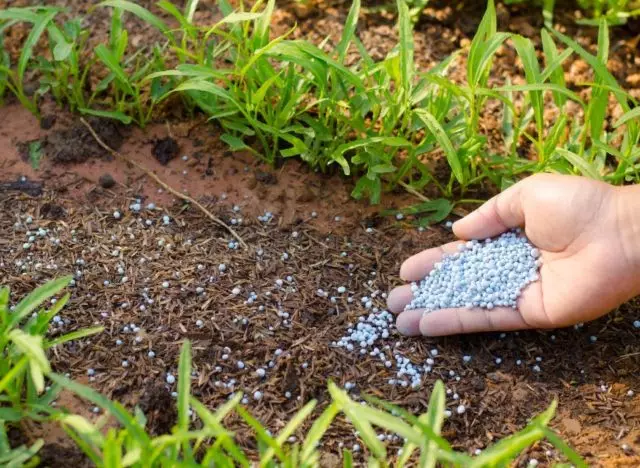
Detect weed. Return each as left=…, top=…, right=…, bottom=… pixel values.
left=53, top=339, right=587, bottom=467
left=1, top=0, right=640, bottom=213
left=0, top=277, right=103, bottom=464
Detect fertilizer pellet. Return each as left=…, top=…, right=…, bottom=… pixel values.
left=405, top=230, right=540, bottom=314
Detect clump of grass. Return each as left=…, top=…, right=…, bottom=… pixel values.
left=52, top=339, right=587, bottom=467
left=0, top=277, right=103, bottom=466
left=1, top=0, right=640, bottom=218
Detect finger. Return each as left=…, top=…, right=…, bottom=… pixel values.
left=387, top=285, right=413, bottom=313
left=453, top=181, right=526, bottom=240
left=399, top=241, right=464, bottom=282
left=418, top=306, right=529, bottom=337
left=395, top=309, right=427, bottom=336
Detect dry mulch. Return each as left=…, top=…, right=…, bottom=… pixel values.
left=1, top=180, right=640, bottom=466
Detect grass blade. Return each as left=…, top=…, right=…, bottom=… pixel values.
left=261, top=400, right=316, bottom=465
left=253, top=0, right=275, bottom=49
left=301, top=402, right=339, bottom=462
left=511, top=35, right=543, bottom=138
left=8, top=276, right=72, bottom=330
left=97, top=1, right=169, bottom=34
left=94, top=44, right=133, bottom=94
left=555, top=147, right=602, bottom=179
left=540, top=29, right=566, bottom=108
left=45, top=326, right=104, bottom=349
left=500, top=83, right=584, bottom=107
left=177, top=340, right=191, bottom=432
left=337, top=0, right=360, bottom=62
left=49, top=373, right=151, bottom=447
left=79, top=108, right=132, bottom=124
left=589, top=19, right=610, bottom=141
left=328, top=382, right=386, bottom=460
left=550, top=26, right=630, bottom=112
left=397, top=0, right=414, bottom=96
left=17, top=10, right=58, bottom=82
left=414, top=109, right=464, bottom=183
left=184, top=0, right=200, bottom=23
left=614, top=107, right=640, bottom=128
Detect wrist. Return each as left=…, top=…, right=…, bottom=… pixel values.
left=614, top=184, right=640, bottom=280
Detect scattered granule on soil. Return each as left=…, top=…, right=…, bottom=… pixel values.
left=1, top=189, right=639, bottom=464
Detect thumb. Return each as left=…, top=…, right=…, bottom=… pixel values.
left=453, top=181, right=526, bottom=240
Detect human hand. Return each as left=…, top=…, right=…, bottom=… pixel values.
left=387, top=174, right=640, bottom=336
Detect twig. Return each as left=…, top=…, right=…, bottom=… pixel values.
left=80, top=117, right=247, bottom=249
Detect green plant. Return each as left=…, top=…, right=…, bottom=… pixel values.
left=576, top=0, right=640, bottom=25
left=2, top=0, right=640, bottom=213
left=0, top=276, right=103, bottom=463
left=506, top=0, right=640, bottom=26
left=0, top=7, right=67, bottom=116
left=54, top=339, right=587, bottom=467
left=36, top=17, right=91, bottom=113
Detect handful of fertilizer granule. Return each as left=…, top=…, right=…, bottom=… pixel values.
left=405, top=230, right=541, bottom=314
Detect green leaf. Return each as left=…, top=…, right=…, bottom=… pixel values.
left=220, top=134, right=249, bottom=151
left=500, top=83, right=584, bottom=107
left=420, top=379, right=446, bottom=467
left=414, top=109, right=465, bottom=183
left=45, top=326, right=104, bottom=349
left=174, top=79, right=242, bottom=111
left=337, top=0, right=360, bottom=62
left=540, top=29, right=566, bottom=108
left=52, top=40, right=73, bottom=61
left=253, top=0, right=275, bottom=49
left=467, top=0, right=498, bottom=87
left=0, top=408, right=23, bottom=422
left=79, top=108, right=133, bottom=124
left=555, top=147, right=602, bottom=179
left=329, top=137, right=412, bottom=176
left=397, top=0, right=414, bottom=95
left=8, top=276, right=72, bottom=330
left=178, top=340, right=191, bottom=431
left=300, top=403, right=339, bottom=462
left=261, top=400, right=316, bottom=465
left=550, top=26, right=630, bottom=112
left=328, top=382, right=386, bottom=459
left=9, top=329, right=50, bottom=392
left=589, top=19, right=610, bottom=141
left=178, top=340, right=192, bottom=459
left=97, top=1, right=169, bottom=34
left=26, top=140, right=42, bottom=170
left=18, top=10, right=58, bottom=82
left=614, top=107, right=640, bottom=128
left=512, top=35, right=544, bottom=137
left=94, top=44, right=133, bottom=94
left=184, top=0, right=200, bottom=23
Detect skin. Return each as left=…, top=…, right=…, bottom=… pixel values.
left=387, top=174, right=640, bottom=336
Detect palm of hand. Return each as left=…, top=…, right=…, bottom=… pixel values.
left=387, top=174, right=637, bottom=336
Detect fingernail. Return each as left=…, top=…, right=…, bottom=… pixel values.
left=396, top=313, right=421, bottom=336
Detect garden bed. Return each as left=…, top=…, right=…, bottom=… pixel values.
left=1, top=0, right=640, bottom=466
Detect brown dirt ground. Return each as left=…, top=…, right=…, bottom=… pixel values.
left=1, top=1, right=640, bottom=467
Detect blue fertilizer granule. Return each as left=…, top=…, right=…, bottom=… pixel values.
left=406, top=230, right=541, bottom=314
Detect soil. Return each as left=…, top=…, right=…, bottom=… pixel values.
left=152, top=137, right=181, bottom=166
left=1, top=1, right=640, bottom=467
left=43, top=117, right=126, bottom=165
